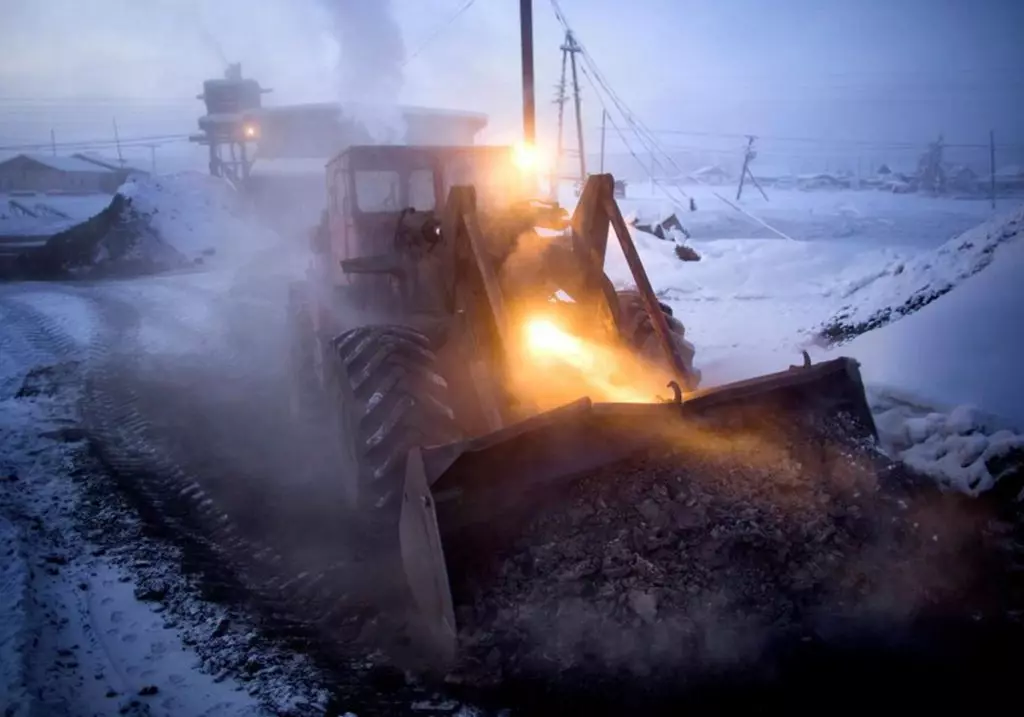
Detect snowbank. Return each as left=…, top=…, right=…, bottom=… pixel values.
left=601, top=221, right=901, bottom=384
left=598, top=198, right=1024, bottom=497
left=837, top=234, right=1024, bottom=430
left=872, top=398, right=1023, bottom=496
left=818, top=204, right=1024, bottom=342
left=116, top=172, right=280, bottom=264
left=811, top=229, right=1024, bottom=496
left=15, top=173, right=283, bottom=279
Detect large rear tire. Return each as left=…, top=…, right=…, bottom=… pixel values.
left=616, top=290, right=701, bottom=390
left=329, top=325, right=461, bottom=517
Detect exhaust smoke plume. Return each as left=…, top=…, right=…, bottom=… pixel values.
left=318, top=0, right=407, bottom=144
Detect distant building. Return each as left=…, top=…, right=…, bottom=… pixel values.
left=687, top=165, right=731, bottom=185
left=72, top=153, right=148, bottom=184
left=0, top=154, right=125, bottom=193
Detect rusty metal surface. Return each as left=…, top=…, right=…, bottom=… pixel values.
left=603, top=191, right=698, bottom=391
left=399, top=447, right=458, bottom=666
left=422, top=356, right=875, bottom=537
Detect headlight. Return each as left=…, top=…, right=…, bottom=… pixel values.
left=512, top=141, right=547, bottom=172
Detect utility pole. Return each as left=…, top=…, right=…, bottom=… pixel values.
left=520, top=0, right=535, bottom=145
left=735, top=135, right=767, bottom=201
left=145, top=143, right=157, bottom=173
left=554, top=30, right=586, bottom=184
left=112, top=119, right=124, bottom=167
left=600, top=109, right=607, bottom=173
left=989, top=130, right=996, bottom=210
left=50, top=129, right=56, bottom=156
left=566, top=31, right=586, bottom=180
left=554, top=40, right=568, bottom=191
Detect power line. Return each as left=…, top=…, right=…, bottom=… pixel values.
left=402, top=0, right=481, bottom=67
left=547, top=0, right=796, bottom=241
left=0, top=96, right=197, bottom=107
left=0, top=134, right=191, bottom=153
left=603, top=127, right=1024, bottom=151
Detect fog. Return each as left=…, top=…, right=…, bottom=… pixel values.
left=0, top=0, right=1021, bottom=172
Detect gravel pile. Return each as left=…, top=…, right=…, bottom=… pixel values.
left=451, top=429, right=1001, bottom=691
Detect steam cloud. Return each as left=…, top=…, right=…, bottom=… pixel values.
left=318, top=0, right=407, bottom=144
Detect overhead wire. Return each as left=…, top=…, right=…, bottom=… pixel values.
left=575, top=64, right=693, bottom=213
left=402, top=0, right=481, bottom=67
left=0, top=134, right=191, bottom=153
left=548, top=0, right=796, bottom=241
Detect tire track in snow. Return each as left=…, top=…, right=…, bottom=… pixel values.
left=72, top=278, right=450, bottom=715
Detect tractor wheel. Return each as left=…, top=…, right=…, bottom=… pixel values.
left=286, top=281, right=323, bottom=420
left=329, top=325, right=461, bottom=517
left=616, top=290, right=701, bottom=390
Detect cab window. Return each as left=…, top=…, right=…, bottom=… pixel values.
left=354, top=170, right=401, bottom=212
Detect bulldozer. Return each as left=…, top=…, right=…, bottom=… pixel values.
left=286, top=142, right=877, bottom=666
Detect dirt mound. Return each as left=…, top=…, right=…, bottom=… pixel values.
left=449, top=435, right=1020, bottom=708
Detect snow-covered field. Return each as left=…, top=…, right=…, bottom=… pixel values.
left=592, top=183, right=1024, bottom=496
left=1, top=171, right=1022, bottom=714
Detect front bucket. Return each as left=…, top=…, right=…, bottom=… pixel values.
left=398, top=356, right=877, bottom=666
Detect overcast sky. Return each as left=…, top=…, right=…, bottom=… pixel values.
left=1, top=0, right=1021, bottom=165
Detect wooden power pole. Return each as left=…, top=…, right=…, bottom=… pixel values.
left=554, top=30, right=587, bottom=184
left=112, top=119, right=124, bottom=167
left=520, top=0, right=535, bottom=145
left=989, top=130, right=996, bottom=210
left=735, top=135, right=768, bottom=202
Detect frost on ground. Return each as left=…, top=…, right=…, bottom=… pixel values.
left=817, top=205, right=1024, bottom=343
left=0, top=291, right=329, bottom=716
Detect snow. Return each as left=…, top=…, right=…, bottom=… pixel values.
left=116, top=172, right=281, bottom=266
left=0, top=366, right=265, bottom=715
left=2, top=170, right=1022, bottom=709
left=591, top=184, right=995, bottom=247
left=13, top=154, right=115, bottom=174
left=0, top=285, right=325, bottom=716
left=871, top=397, right=1024, bottom=495
left=818, top=205, right=1023, bottom=339
left=1, top=193, right=119, bottom=243
left=838, top=233, right=1024, bottom=429
left=576, top=180, right=1024, bottom=495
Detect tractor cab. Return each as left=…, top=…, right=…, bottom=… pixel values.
left=320, top=145, right=540, bottom=277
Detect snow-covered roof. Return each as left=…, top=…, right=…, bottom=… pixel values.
left=690, top=165, right=729, bottom=177
left=1, top=154, right=114, bottom=174
left=72, top=153, right=146, bottom=173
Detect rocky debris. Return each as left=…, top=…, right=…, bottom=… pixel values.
left=674, top=244, right=701, bottom=262
left=451, top=433, right=1011, bottom=691
left=16, top=362, right=82, bottom=398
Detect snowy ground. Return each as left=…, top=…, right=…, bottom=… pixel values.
left=0, top=285, right=334, bottom=716
left=588, top=183, right=1024, bottom=497
left=2, top=172, right=1022, bottom=714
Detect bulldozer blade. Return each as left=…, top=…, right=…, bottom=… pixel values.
left=399, top=447, right=458, bottom=665
left=398, top=355, right=876, bottom=665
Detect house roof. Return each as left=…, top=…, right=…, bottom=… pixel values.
left=72, top=153, right=146, bottom=173
left=1, top=153, right=115, bottom=173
